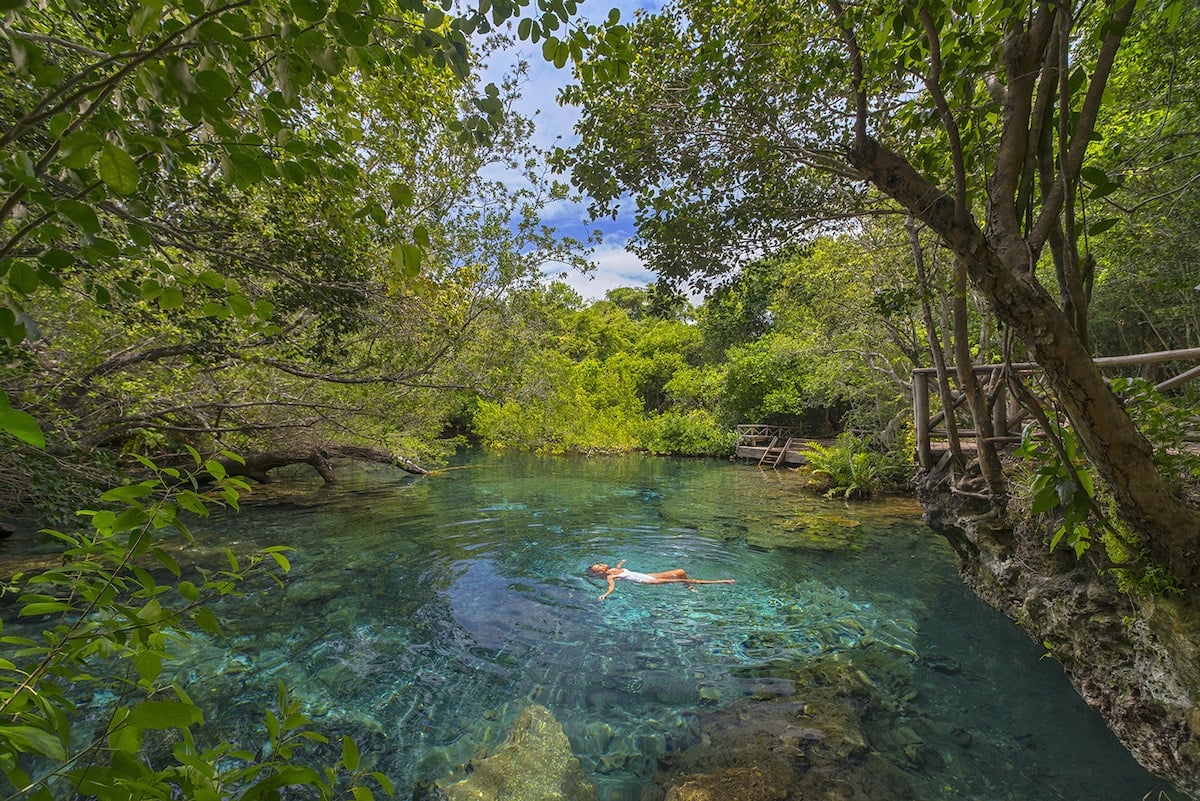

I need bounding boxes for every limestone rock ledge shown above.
[921,489,1200,799]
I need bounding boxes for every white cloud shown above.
[479,3,663,303]
[550,243,709,305]
[545,240,655,301]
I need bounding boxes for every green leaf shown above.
[132,650,163,684]
[400,244,422,276]
[158,286,186,310]
[372,772,395,795]
[0,725,67,761]
[194,606,223,637]
[291,0,329,22]
[225,147,264,190]
[1049,524,1067,552]
[202,301,230,318]
[268,551,291,573]
[1030,486,1059,515]
[39,247,75,270]
[0,391,45,448]
[98,144,139,196]
[388,180,414,208]
[56,199,100,233]
[1076,469,1095,498]
[18,601,72,617]
[8,260,39,294]
[100,482,156,502]
[1086,217,1119,235]
[205,459,227,481]
[58,131,103,169]
[125,700,204,729]
[152,546,181,577]
[228,293,254,317]
[342,735,360,771]
[195,68,235,98]
[270,765,322,786]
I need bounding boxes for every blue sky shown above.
[483,0,663,301]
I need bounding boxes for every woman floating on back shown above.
[586,559,736,601]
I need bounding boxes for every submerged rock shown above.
[437,703,597,801]
[641,682,915,801]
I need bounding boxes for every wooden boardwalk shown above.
[911,347,1200,472]
[737,348,1200,474]
[734,425,834,468]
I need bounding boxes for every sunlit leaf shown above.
[0,725,67,761]
[0,390,44,449]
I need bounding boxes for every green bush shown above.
[639,410,736,456]
[1110,377,1200,492]
[801,433,910,499]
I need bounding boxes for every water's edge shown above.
[0,454,1175,800]
[923,486,1200,800]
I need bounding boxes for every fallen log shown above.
[219,445,428,484]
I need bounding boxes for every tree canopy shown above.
[0,0,625,520]
[559,0,1200,583]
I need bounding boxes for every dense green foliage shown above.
[0,0,1197,797]
[0,0,620,798]
[0,0,614,522]
[803,433,912,500]
[468,239,922,462]
[558,0,1200,582]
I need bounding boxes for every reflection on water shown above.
[153,454,1166,799]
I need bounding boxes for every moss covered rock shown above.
[642,687,913,801]
[437,704,597,801]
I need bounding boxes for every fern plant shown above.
[802,433,906,499]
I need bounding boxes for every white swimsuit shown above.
[616,569,659,584]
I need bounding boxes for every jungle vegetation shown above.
[0,0,1196,798]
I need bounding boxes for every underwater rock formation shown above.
[641,683,914,801]
[922,489,1200,799]
[436,703,597,801]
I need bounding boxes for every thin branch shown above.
[1029,0,1137,252]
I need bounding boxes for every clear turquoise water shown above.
[162,453,1169,800]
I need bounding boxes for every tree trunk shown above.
[951,255,1007,503]
[907,220,964,472]
[215,445,428,484]
[849,136,1200,584]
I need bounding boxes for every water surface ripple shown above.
[173,453,1168,800]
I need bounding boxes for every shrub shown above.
[639,410,736,456]
[801,433,909,499]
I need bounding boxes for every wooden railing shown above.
[911,347,1200,471]
[735,424,805,447]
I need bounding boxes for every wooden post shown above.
[913,371,933,470]
[991,372,1009,439]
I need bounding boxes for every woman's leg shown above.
[649,569,688,580]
